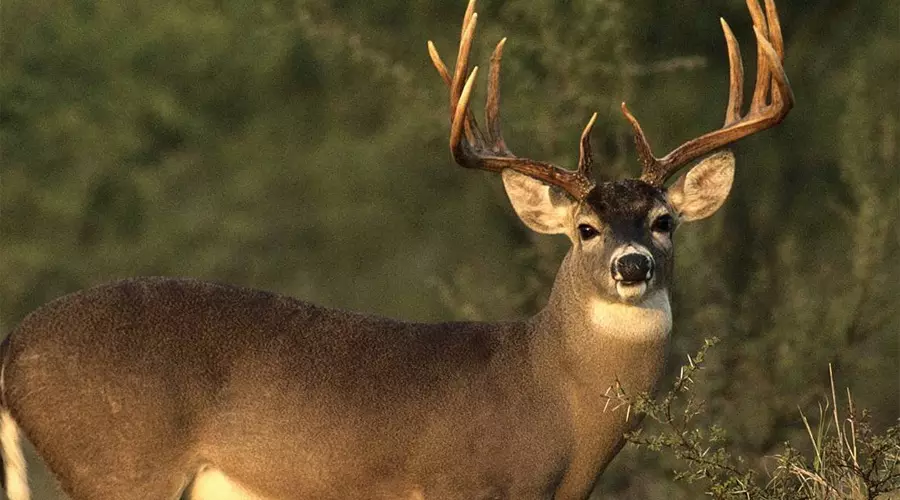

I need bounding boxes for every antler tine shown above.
[459,12,491,145]
[427,41,452,87]
[428,42,486,146]
[720,19,744,126]
[485,37,509,155]
[428,2,597,200]
[746,0,771,110]
[624,0,793,187]
[578,112,599,178]
[452,66,481,159]
[764,0,784,61]
[763,0,785,103]
[461,0,476,41]
[754,26,793,110]
[620,102,657,172]
[451,10,476,113]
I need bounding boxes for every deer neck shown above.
[523,252,673,488]
[530,251,673,400]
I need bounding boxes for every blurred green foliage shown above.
[1,0,897,498]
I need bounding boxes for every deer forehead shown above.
[580,180,669,226]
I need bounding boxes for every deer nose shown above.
[612,253,654,283]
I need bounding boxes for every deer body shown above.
[4,269,668,500]
[0,0,791,498]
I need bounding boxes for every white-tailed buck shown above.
[0,1,792,498]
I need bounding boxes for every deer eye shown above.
[577,224,599,241]
[651,214,675,234]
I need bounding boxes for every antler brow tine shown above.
[578,112,599,178]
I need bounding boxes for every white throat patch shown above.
[589,289,672,341]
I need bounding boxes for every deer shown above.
[0,0,791,498]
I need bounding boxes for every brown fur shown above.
[1,264,667,500]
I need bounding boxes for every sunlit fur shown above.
[0,410,29,500]
[188,468,260,500]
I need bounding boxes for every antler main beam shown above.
[622,0,794,187]
[427,0,597,201]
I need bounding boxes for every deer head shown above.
[428,0,792,305]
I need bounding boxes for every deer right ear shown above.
[502,170,575,234]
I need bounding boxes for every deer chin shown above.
[615,281,648,302]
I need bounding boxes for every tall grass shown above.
[624,339,900,499]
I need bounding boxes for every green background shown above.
[2,0,898,497]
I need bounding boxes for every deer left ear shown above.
[502,169,575,234]
[667,150,735,222]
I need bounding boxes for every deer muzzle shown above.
[611,250,654,301]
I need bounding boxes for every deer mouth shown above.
[615,280,648,301]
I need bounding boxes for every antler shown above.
[427,0,598,201]
[621,0,794,187]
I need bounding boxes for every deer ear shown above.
[502,169,575,234]
[668,150,735,222]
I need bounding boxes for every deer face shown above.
[503,150,735,304]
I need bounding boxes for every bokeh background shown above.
[2,0,898,497]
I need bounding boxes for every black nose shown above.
[612,253,654,283]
